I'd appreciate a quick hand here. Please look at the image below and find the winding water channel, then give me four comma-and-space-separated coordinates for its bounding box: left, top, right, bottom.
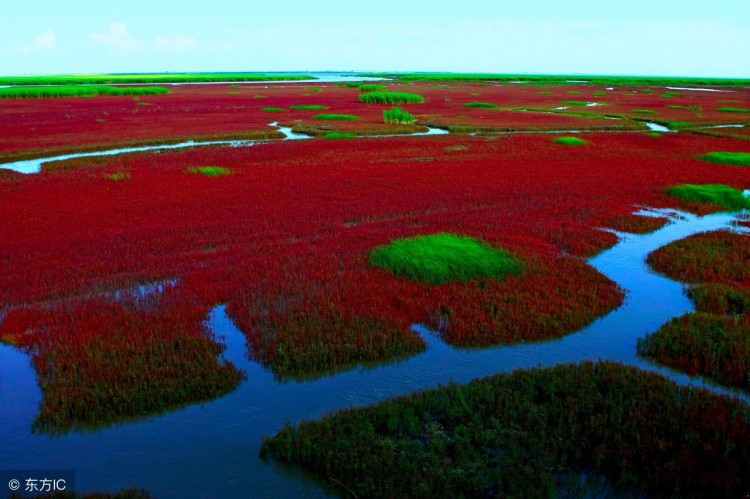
1, 207, 748, 497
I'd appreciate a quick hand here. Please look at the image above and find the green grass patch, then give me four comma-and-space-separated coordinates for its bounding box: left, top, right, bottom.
383, 106, 415, 125
106, 172, 131, 181
262, 107, 287, 113
592, 91, 608, 97
359, 84, 387, 93
538, 91, 553, 95
666, 105, 701, 111
359, 92, 425, 105
185, 166, 233, 177
661, 92, 681, 98
313, 114, 359, 121
631, 109, 658, 115
699, 152, 750, 167
253, 95, 266, 99
290, 104, 328, 111
718, 107, 750, 114
261, 361, 750, 498
554, 136, 588, 146
323, 133, 356, 139
369, 233, 523, 285
567, 90, 582, 94
647, 132, 663, 138
562, 100, 588, 106
665, 184, 750, 210
0, 85, 170, 99
463, 102, 500, 109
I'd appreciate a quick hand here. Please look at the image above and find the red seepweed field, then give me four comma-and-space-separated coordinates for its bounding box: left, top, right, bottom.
1, 79, 750, 432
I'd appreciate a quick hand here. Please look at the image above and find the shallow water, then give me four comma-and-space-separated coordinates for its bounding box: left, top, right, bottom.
0, 140, 257, 175
1, 208, 748, 497
665, 86, 732, 93
646, 122, 672, 133
0, 125, 448, 174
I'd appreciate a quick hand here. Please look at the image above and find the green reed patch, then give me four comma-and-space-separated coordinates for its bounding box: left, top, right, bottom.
262, 107, 287, 113
359, 92, 425, 104
186, 166, 233, 177
0, 85, 170, 99
631, 109, 658, 115
359, 84, 387, 93
665, 184, 750, 210
261, 361, 750, 498
313, 114, 359, 121
562, 100, 588, 106
369, 233, 523, 285
718, 107, 750, 114
463, 102, 500, 109
554, 136, 588, 146
290, 105, 329, 111
324, 133, 356, 139
383, 106, 415, 125
538, 91, 553, 95
666, 105, 701, 111
699, 152, 750, 167
661, 92, 681, 98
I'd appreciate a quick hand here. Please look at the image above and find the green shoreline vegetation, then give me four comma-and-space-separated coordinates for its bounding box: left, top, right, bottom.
0, 73, 314, 85
665, 184, 750, 210
261, 361, 750, 498
0, 86, 170, 99
359, 73, 750, 87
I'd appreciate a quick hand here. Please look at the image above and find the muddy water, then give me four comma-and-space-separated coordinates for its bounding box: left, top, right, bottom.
0, 208, 748, 498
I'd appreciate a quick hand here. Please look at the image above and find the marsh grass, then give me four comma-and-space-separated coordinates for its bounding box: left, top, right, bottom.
718, 107, 750, 114
262, 107, 287, 113
324, 133, 356, 139
464, 102, 500, 109
369, 233, 523, 285
359, 84, 387, 93
359, 92, 425, 104
665, 184, 750, 210
631, 109, 658, 115
186, 166, 233, 177
562, 101, 588, 106
313, 114, 360, 121
106, 172, 131, 181
290, 105, 329, 111
661, 92, 681, 98
0, 74, 311, 85
554, 136, 588, 146
383, 107, 415, 125
699, 152, 750, 167
0, 86, 170, 99
261, 361, 750, 498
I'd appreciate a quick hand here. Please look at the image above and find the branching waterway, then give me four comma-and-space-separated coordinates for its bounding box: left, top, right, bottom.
1, 207, 748, 497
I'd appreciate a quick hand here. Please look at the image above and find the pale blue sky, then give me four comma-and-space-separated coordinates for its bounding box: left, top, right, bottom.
1, 1, 748, 77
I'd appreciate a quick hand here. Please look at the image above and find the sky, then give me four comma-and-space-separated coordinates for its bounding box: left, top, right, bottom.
1, 1, 748, 77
